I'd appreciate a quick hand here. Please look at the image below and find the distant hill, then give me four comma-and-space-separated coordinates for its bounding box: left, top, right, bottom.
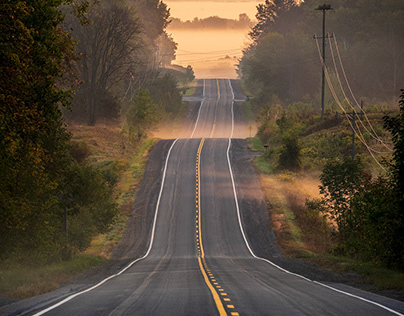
169, 14, 254, 30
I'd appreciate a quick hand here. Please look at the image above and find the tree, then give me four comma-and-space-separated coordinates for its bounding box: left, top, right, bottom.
0, 0, 118, 262
0, 0, 76, 259
157, 32, 177, 67
133, 0, 170, 44
126, 89, 160, 140
186, 65, 195, 82
319, 157, 365, 235
249, 0, 298, 42
241, 0, 404, 106
68, 1, 143, 125
147, 73, 184, 115
383, 89, 404, 213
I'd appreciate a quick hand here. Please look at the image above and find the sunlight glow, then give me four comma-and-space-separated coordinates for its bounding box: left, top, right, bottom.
165, 1, 258, 78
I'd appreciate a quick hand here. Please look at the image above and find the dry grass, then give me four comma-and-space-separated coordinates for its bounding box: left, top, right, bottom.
0, 255, 101, 300
67, 123, 132, 163
259, 171, 334, 256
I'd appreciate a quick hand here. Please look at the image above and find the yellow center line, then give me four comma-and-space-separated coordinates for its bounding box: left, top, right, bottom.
209, 79, 221, 138
195, 138, 227, 316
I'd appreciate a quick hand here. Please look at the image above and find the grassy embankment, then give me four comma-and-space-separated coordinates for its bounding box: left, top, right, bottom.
0, 124, 156, 300
243, 102, 404, 293
0, 80, 197, 301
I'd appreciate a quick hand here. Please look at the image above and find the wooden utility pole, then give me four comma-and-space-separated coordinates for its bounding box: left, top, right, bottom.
315, 4, 333, 117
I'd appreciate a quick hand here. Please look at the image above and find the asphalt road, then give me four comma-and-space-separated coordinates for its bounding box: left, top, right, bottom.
9, 80, 404, 315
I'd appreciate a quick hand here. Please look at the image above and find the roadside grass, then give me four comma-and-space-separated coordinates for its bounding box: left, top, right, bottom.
251, 142, 404, 291
0, 126, 156, 301
302, 254, 404, 291
85, 137, 157, 259
242, 100, 257, 137
181, 79, 197, 96
0, 255, 102, 300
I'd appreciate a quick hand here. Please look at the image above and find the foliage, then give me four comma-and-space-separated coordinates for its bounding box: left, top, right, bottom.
126, 89, 160, 141
349, 176, 402, 267
278, 132, 301, 171
319, 157, 367, 237
66, 0, 143, 125
133, 0, 170, 44
70, 141, 92, 163
317, 155, 403, 268
170, 14, 252, 30
186, 65, 195, 82
63, 162, 118, 251
147, 73, 184, 116
240, 0, 404, 105
249, 0, 299, 42
0, 0, 74, 260
383, 89, 404, 206
0, 0, 118, 263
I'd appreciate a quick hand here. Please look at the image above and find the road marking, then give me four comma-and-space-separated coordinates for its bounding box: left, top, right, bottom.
196, 138, 241, 316
190, 79, 206, 138
209, 79, 221, 138
33, 139, 180, 315
227, 79, 235, 138
224, 124, 404, 315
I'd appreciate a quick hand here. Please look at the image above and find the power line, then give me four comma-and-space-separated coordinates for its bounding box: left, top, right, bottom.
314, 35, 387, 171
328, 34, 389, 148
332, 34, 393, 151
176, 48, 242, 55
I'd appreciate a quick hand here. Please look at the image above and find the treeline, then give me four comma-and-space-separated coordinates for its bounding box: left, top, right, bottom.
63, 0, 192, 127
0, 0, 190, 263
169, 13, 253, 30
239, 0, 404, 106
241, 0, 404, 268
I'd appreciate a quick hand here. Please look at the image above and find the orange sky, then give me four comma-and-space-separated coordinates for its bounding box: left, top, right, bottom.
165, 0, 260, 21
165, 1, 260, 78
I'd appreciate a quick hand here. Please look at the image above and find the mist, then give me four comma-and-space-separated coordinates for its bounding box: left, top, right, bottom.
168, 28, 251, 78
166, 1, 257, 78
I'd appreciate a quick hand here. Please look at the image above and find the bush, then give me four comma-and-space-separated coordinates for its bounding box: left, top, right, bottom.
70, 141, 92, 163
278, 132, 301, 171
318, 156, 403, 268
63, 162, 118, 252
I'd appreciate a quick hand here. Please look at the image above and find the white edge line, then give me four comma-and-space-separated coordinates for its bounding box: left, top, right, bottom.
313, 281, 404, 316
228, 79, 235, 138
190, 79, 206, 138
225, 136, 403, 315
34, 139, 179, 316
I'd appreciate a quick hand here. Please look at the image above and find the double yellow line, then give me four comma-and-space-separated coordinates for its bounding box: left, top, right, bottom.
195, 139, 226, 315
209, 79, 221, 138
195, 139, 239, 316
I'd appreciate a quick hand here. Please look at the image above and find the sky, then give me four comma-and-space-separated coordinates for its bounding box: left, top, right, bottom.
165, 0, 261, 21
165, 0, 260, 78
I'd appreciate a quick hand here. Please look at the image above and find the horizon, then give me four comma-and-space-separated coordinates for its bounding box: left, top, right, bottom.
165, 0, 258, 78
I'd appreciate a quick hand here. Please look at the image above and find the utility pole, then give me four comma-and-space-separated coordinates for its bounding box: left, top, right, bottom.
347, 109, 364, 159
315, 4, 333, 117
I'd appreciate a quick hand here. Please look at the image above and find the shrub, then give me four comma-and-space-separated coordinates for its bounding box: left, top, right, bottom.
70, 141, 92, 163
278, 132, 301, 171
